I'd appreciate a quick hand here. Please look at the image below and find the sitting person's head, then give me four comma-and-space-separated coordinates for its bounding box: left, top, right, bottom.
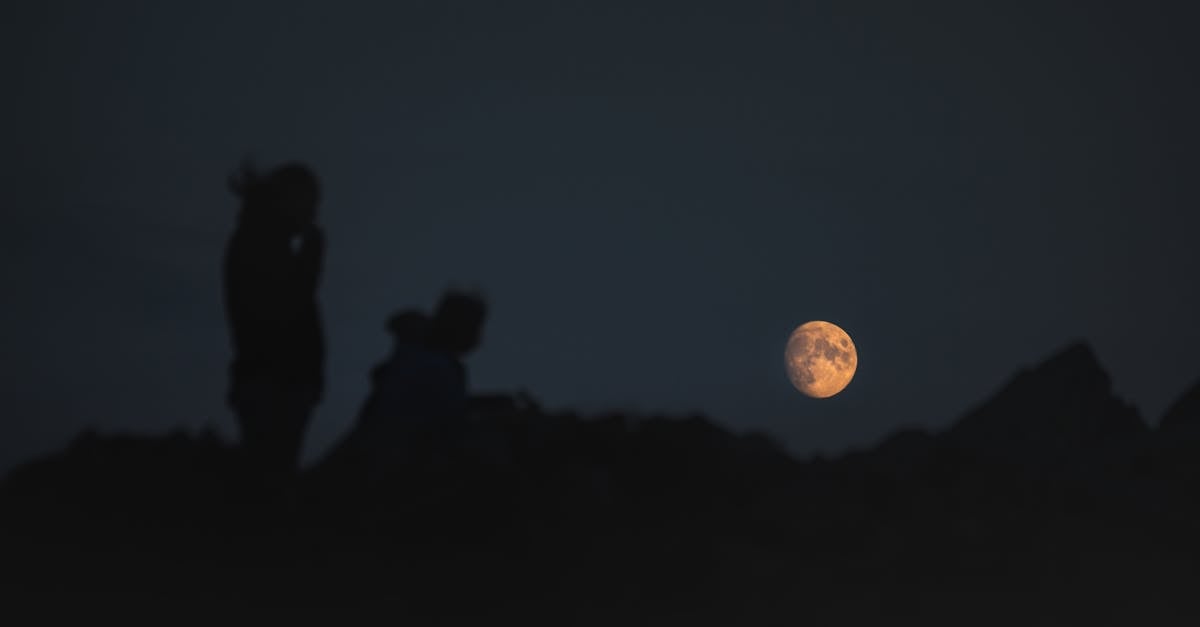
426, 290, 487, 357
386, 309, 430, 347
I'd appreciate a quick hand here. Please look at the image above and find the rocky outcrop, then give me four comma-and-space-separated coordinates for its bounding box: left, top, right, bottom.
942, 342, 1147, 467
1159, 379, 1200, 438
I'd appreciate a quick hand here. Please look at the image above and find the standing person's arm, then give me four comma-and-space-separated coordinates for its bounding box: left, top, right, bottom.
294, 225, 324, 297
226, 237, 292, 362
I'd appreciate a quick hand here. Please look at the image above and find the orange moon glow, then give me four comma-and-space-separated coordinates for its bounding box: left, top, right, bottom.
785, 321, 857, 398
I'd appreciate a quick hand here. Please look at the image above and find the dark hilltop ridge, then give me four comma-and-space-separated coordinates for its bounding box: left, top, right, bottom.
4, 342, 1200, 623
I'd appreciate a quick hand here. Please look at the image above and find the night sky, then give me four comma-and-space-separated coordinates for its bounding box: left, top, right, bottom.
3, 0, 1198, 474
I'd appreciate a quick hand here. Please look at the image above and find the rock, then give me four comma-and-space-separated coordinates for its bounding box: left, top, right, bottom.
942, 341, 1147, 467
1159, 379, 1200, 438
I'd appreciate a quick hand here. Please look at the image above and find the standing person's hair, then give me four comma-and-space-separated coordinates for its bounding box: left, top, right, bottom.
229, 160, 321, 232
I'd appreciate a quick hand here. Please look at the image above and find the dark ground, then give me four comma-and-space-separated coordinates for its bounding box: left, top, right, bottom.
4, 342, 1200, 624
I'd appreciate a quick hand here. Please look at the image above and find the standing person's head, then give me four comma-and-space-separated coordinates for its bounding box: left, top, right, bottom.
230, 160, 321, 235
427, 290, 488, 357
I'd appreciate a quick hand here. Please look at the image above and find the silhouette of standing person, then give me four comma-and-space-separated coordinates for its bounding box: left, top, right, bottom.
223, 161, 325, 492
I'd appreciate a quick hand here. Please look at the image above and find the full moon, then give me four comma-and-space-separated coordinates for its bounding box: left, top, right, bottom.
785, 321, 858, 398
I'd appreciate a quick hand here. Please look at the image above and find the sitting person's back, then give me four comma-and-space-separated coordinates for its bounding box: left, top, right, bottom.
344, 291, 488, 476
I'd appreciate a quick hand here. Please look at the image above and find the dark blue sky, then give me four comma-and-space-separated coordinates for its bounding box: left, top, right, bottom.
3, 0, 1198, 473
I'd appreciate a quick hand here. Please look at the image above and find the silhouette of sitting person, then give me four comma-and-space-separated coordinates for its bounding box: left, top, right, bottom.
351, 290, 488, 475
222, 161, 325, 491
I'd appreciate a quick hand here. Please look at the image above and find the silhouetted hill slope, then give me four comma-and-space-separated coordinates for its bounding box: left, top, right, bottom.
942, 341, 1147, 467
2, 409, 798, 539
1159, 378, 1200, 437
5, 343, 1200, 622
